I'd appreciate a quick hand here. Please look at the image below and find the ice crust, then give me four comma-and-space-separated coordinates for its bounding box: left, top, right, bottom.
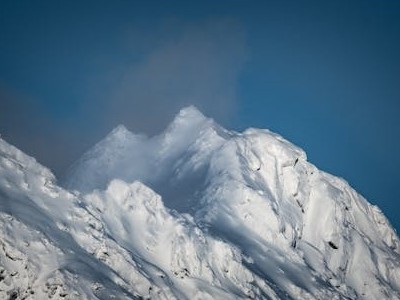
0, 106, 399, 299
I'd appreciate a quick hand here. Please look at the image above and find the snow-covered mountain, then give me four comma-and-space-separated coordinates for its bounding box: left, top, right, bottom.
1, 106, 399, 299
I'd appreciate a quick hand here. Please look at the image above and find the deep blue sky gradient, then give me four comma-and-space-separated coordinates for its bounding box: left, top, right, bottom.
1, 1, 399, 231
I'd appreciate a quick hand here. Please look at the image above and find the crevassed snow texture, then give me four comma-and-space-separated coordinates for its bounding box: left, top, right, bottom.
1, 106, 399, 299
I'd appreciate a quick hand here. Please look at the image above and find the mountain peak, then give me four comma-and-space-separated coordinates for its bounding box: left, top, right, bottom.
166, 106, 209, 133
176, 105, 206, 121
111, 124, 129, 134
106, 124, 134, 139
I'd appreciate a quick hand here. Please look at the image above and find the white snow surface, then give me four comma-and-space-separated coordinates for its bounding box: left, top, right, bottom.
1, 106, 399, 299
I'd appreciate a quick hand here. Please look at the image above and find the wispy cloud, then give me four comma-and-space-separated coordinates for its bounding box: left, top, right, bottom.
92, 18, 248, 135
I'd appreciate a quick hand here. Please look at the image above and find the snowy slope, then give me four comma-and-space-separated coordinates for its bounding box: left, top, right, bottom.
1, 106, 399, 299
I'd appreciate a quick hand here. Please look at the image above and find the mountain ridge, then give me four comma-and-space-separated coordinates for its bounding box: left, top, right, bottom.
1, 106, 399, 299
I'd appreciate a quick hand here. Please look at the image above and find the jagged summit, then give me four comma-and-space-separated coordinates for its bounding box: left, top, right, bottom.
102, 107, 209, 147
108, 106, 208, 138
1, 107, 399, 299
107, 124, 132, 137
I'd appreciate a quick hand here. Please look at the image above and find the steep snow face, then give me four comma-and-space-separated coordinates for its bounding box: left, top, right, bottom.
83, 179, 273, 299
1, 106, 400, 299
0, 138, 153, 299
197, 128, 400, 299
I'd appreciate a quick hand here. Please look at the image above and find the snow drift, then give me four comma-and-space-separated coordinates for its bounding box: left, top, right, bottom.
0, 106, 399, 299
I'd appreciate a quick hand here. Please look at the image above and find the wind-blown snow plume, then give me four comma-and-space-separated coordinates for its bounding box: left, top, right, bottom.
0, 106, 399, 299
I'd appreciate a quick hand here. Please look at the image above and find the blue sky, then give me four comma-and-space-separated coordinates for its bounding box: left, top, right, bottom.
0, 1, 399, 231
